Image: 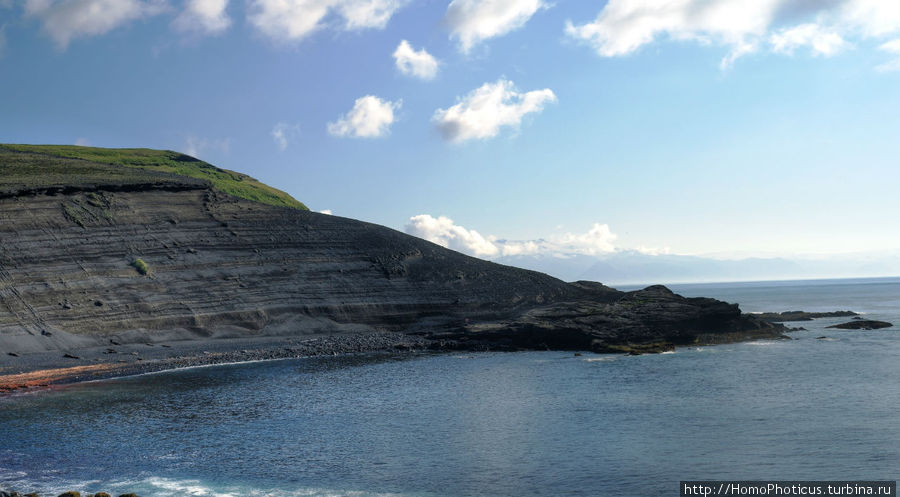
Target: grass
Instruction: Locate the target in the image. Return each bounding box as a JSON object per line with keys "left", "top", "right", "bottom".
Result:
{"left": 131, "top": 258, "right": 150, "bottom": 275}
{"left": 0, "top": 144, "right": 307, "bottom": 210}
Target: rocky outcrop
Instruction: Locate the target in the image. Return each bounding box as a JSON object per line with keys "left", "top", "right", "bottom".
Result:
{"left": 754, "top": 310, "right": 858, "bottom": 322}
{"left": 0, "top": 147, "right": 785, "bottom": 364}
{"left": 418, "top": 285, "right": 785, "bottom": 353}
{"left": 826, "top": 320, "right": 892, "bottom": 330}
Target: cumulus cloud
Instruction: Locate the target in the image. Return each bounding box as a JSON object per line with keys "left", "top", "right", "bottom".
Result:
{"left": 445, "top": 0, "right": 546, "bottom": 53}
{"left": 24, "top": 0, "right": 165, "bottom": 49}
{"left": 405, "top": 215, "right": 499, "bottom": 257}
{"left": 327, "top": 95, "right": 400, "bottom": 138}
{"left": 393, "top": 40, "right": 439, "bottom": 80}
{"left": 404, "top": 215, "right": 634, "bottom": 259}
{"left": 770, "top": 23, "right": 847, "bottom": 56}
{"left": 247, "top": 0, "right": 405, "bottom": 42}
{"left": 566, "top": 0, "right": 900, "bottom": 68}
{"left": 432, "top": 79, "right": 556, "bottom": 143}
{"left": 271, "top": 122, "right": 300, "bottom": 151}
{"left": 173, "top": 0, "right": 231, "bottom": 35}
{"left": 319, "top": 209, "right": 333, "bottom": 215}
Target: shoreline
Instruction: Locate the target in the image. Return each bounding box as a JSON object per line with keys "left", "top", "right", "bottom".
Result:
{"left": 0, "top": 331, "right": 434, "bottom": 396}
{"left": 0, "top": 324, "right": 792, "bottom": 396}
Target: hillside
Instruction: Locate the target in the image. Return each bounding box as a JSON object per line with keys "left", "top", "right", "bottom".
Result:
{"left": 0, "top": 144, "right": 307, "bottom": 209}
{"left": 0, "top": 145, "right": 783, "bottom": 387}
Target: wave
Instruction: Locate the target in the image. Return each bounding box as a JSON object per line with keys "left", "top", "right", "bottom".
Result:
{"left": 0, "top": 474, "right": 435, "bottom": 497}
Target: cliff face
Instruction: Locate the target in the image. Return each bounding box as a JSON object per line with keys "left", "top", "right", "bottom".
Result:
{"left": 0, "top": 146, "right": 782, "bottom": 357}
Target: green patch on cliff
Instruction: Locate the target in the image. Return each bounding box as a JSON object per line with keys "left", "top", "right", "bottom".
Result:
{"left": 0, "top": 144, "right": 307, "bottom": 210}
{"left": 131, "top": 258, "right": 150, "bottom": 275}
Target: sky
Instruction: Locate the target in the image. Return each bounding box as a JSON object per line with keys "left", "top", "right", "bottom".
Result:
{"left": 3, "top": 0, "right": 900, "bottom": 264}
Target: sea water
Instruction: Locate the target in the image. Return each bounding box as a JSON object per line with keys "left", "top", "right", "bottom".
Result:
{"left": 2, "top": 277, "right": 900, "bottom": 497}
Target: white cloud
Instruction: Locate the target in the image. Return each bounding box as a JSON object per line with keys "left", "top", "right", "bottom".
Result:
{"left": 445, "top": 0, "right": 546, "bottom": 53}
{"left": 566, "top": 0, "right": 900, "bottom": 68}
{"left": 318, "top": 209, "right": 333, "bottom": 215}
{"left": 405, "top": 215, "right": 499, "bottom": 257}
{"left": 432, "top": 78, "right": 556, "bottom": 143}
{"left": 337, "top": 0, "right": 404, "bottom": 30}
{"left": 327, "top": 95, "right": 400, "bottom": 138}
{"left": 24, "top": 0, "right": 165, "bottom": 49}
{"left": 565, "top": 0, "right": 779, "bottom": 65}
{"left": 184, "top": 135, "right": 230, "bottom": 158}
{"left": 393, "top": 40, "right": 439, "bottom": 80}
{"left": 271, "top": 122, "right": 300, "bottom": 151}
{"left": 174, "top": 0, "right": 231, "bottom": 35}
{"left": 247, "top": 0, "right": 405, "bottom": 42}
{"left": 770, "top": 23, "right": 847, "bottom": 56}
{"left": 405, "top": 216, "right": 630, "bottom": 259}
{"left": 405, "top": 215, "right": 674, "bottom": 260}
{"left": 841, "top": 0, "right": 900, "bottom": 38}
{"left": 74, "top": 137, "right": 91, "bottom": 146}
{"left": 876, "top": 38, "right": 900, "bottom": 72}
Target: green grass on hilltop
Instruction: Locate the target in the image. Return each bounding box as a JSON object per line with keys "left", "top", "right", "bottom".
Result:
{"left": 0, "top": 144, "right": 307, "bottom": 210}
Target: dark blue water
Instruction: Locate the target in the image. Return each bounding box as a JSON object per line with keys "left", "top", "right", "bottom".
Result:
{"left": 2, "top": 278, "right": 900, "bottom": 497}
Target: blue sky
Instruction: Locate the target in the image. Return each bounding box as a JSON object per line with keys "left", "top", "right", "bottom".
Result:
{"left": 3, "top": 0, "right": 900, "bottom": 262}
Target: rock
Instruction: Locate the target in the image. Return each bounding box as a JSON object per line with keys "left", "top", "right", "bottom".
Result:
{"left": 57, "top": 492, "right": 81, "bottom": 497}
{"left": 7, "top": 352, "right": 18, "bottom": 357}
{"left": 755, "top": 310, "right": 858, "bottom": 322}
{"left": 25, "top": 493, "right": 39, "bottom": 497}
{"left": 94, "top": 493, "right": 112, "bottom": 497}
{"left": 816, "top": 336, "right": 828, "bottom": 339}
{"left": 826, "top": 320, "right": 892, "bottom": 330}
{"left": 63, "top": 353, "right": 80, "bottom": 359}
{"left": 117, "top": 494, "right": 140, "bottom": 497}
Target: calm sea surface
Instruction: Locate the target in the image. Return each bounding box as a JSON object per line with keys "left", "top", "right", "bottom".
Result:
{"left": 2, "top": 277, "right": 900, "bottom": 496}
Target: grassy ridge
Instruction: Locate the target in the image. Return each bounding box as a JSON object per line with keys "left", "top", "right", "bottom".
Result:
{"left": 0, "top": 144, "right": 307, "bottom": 210}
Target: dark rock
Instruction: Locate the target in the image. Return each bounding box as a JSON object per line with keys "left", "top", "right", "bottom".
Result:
{"left": 93, "top": 300, "right": 103, "bottom": 307}
{"left": 25, "top": 493, "right": 39, "bottom": 497}
{"left": 826, "top": 320, "right": 892, "bottom": 330}
{"left": 755, "top": 310, "right": 858, "bottom": 322}
{"left": 7, "top": 352, "right": 18, "bottom": 357}
{"left": 94, "top": 493, "right": 112, "bottom": 497}
{"left": 57, "top": 492, "right": 81, "bottom": 497}
{"left": 62, "top": 353, "right": 80, "bottom": 359}
{"left": 117, "top": 494, "right": 139, "bottom": 497}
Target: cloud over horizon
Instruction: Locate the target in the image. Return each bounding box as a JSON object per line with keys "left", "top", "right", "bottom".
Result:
{"left": 328, "top": 95, "right": 401, "bottom": 138}
{"left": 432, "top": 79, "right": 555, "bottom": 143}
{"left": 405, "top": 215, "right": 634, "bottom": 259}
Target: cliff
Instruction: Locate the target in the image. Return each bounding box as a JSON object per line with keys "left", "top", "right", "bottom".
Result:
{"left": 0, "top": 145, "right": 784, "bottom": 367}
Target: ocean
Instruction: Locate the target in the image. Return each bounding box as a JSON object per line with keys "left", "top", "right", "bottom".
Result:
{"left": 2, "top": 277, "right": 899, "bottom": 497}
